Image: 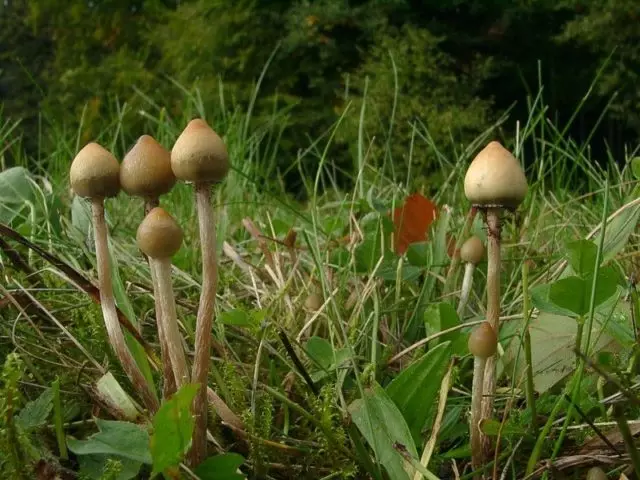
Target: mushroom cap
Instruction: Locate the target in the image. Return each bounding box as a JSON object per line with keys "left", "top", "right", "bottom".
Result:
{"left": 70, "top": 142, "right": 120, "bottom": 199}
{"left": 585, "top": 467, "right": 607, "bottom": 480}
{"left": 171, "top": 119, "right": 229, "bottom": 183}
{"left": 136, "top": 207, "right": 183, "bottom": 258}
{"left": 468, "top": 321, "right": 497, "bottom": 359}
{"left": 304, "top": 292, "right": 323, "bottom": 311}
{"left": 460, "top": 236, "right": 485, "bottom": 265}
{"left": 120, "top": 135, "right": 176, "bottom": 199}
{"left": 463, "top": 141, "right": 528, "bottom": 209}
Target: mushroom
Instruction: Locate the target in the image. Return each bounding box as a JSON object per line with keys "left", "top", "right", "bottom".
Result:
{"left": 171, "top": 118, "right": 229, "bottom": 464}
{"left": 585, "top": 467, "right": 607, "bottom": 480}
{"left": 121, "top": 135, "right": 177, "bottom": 397}
{"left": 457, "top": 235, "right": 485, "bottom": 318}
{"left": 70, "top": 142, "right": 159, "bottom": 413}
{"left": 467, "top": 321, "right": 497, "bottom": 475}
{"left": 464, "top": 140, "right": 527, "bottom": 458}
{"left": 136, "top": 207, "right": 190, "bottom": 389}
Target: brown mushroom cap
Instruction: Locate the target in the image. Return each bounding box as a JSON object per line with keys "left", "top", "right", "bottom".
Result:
{"left": 468, "top": 321, "right": 497, "bottom": 359}
{"left": 460, "top": 236, "right": 485, "bottom": 265}
{"left": 136, "top": 207, "right": 183, "bottom": 258}
{"left": 170, "top": 119, "right": 229, "bottom": 183}
{"left": 304, "top": 292, "right": 323, "bottom": 311}
{"left": 70, "top": 142, "right": 120, "bottom": 199}
{"left": 463, "top": 141, "right": 528, "bottom": 209}
{"left": 585, "top": 467, "right": 607, "bottom": 480}
{"left": 120, "top": 135, "right": 176, "bottom": 199}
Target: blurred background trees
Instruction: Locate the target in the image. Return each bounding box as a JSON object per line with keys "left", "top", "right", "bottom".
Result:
{"left": 0, "top": 0, "right": 638, "bottom": 193}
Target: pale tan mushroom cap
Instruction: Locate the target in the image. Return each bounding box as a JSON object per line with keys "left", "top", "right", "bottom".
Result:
{"left": 120, "top": 135, "right": 176, "bottom": 198}
{"left": 460, "top": 236, "right": 485, "bottom": 265}
{"left": 70, "top": 142, "right": 120, "bottom": 199}
{"left": 468, "top": 321, "right": 497, "bottom": 359}
{"left": 136, "top": 207, "right": 183, "bottom": 258}
{"left": 171, "top": 119, "right": 229, "bottom": 183}
{"left": 464, "top": 141, "right": 528, "bottom": 208}
{"left": 585, "top": 467, "right": 607, "bottom": 480}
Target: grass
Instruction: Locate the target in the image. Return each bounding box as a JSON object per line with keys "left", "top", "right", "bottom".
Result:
{"left": 0, "top": 75, "right": 639, "bottom": 480}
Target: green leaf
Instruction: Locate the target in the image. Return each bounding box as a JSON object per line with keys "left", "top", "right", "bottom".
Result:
{"left": 349, "top": 383, "right": 418, "bottom": 480}
{"left": 354, "top": 231, "right": 393, "bottom": 273}
{"left": 549, "top": 276, "right": 588, "bottom": 316}
{"left": 70, "top": 195, "right": 92, "bottom": 239}
{"left": 150, "top": 383, "right": 200, "bottom": 476}
{"left": 566, "top": 239, "right": 598, "bottom": 278}
{"left": 329, "top": 247, "right": 351, "bottom": 269}
{"left": 194, "top": 453, "right": 246, "bottom": 480}
{"left": 78, "top": 454, "right": 142, "bottom": 480}
{"left": 304, "top": 337, "right": 334, "bottom": 370}
{"left": 632, "top": 157, "right": 640, "bottom": 180}
{"left": 385, "top": 342, "right": 452, "bottom": 443}
{"left": 479, "top": 418, "right": 526, "bottom": 437}
{"left": 530, "top": 284, "right": 579, "bottom": 317}
{"left": 16, "top": 387, "right": 54, "bottom": 431}
{"left": 219, "top": 309, "right": 252, "bottom": 327}
{"left": 375, "top": 259, "right": 422, "bottom": 282}
{"left": 67, "top": 418, "right": 152, "bottom": 464}
{"left": 593, "top": 198, "right": 640, "bottom": 263}
{"left": 405, "top": 242, "right": 430, "bottom": 267}
{"left": 0, "top": 166, "right": 37, "bottom": 225}
{"left": 423, "top": 302, "right": 464, "bottom": 354}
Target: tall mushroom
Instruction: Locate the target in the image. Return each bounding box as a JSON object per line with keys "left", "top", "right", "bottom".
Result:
{"left": 457, "top": 235, "right": 485, "bottom": 318}
{"left": 70, "top": 142, "right": 159, "bottom": 413}
{"left": 121, "top": 135, "right": 177, "bottom": 397}
{"left": 463, "top": 141, "right": 527, "bottom": 457}
{"left": 468, "top": 321, "right": 497, "bottom": 476}
{"left": 137, "top": 207, "right": 190, "bottom": 389}
{"left": 171, "top": 118, "right": 229, "bottom": 465}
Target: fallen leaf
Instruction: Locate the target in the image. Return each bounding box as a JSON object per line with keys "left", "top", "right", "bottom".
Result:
{"left": 392, "top": 193, "right": 437, "bottom": 255}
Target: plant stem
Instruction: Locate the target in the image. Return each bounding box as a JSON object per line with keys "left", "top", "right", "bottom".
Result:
{"left": 470, "top": 355, "right": 487, "bottom": 476}
{"left": 151, "top": 257, "right": 190, "bottom": 387}
{"left": 480, "top": 207, "right": 502, "bottom": 458}
{"left": 522, "top": 260, "right": 537, "bottom": 433}
{"left": 444, "top": 207, "right": 477, "bottom": 297}
{"left": 52, "top": 378, "right": 68, "bottom": 461}
{"left": 189, "top": 184, "right": 218, "bottom": 465}
{"left": 92, "top": 200, "right": 158, "bottom": 413}
{"left": 457, "top": 262, "right": 475, "bottom": 319}
{"left": 614, "top": 405, "right": 640, "bottom": 475}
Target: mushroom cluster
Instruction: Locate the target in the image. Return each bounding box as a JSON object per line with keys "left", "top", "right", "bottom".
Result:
{"left": 69, "top": 118, "right": 233, "bottom": 467}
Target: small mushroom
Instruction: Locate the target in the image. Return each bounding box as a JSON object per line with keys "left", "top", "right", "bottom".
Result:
{"left": 463, "top": 140, "right": 527, "bottom": 458}
{"left": 121, "top": 135, "right": 177, "bottom": 397}
{"left": 467, "top": 321, "right": 497, "bottom": 474}
{"left": 171, "top": 118, "right": 229, "bottom": 465}
{"left": 585, "top": 467, "right": 608, "bottom": 480}
{"left": 70, "top": 143, "right": 159, "bottom": 413}
{"left": 457, "top": 236, "right": 485, "bottom": 318}
{"left": 137, "top": 207, "right": 190, "bottom": 389}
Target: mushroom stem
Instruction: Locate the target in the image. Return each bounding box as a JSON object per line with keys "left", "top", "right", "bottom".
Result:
{"left": 457, "top": 262, "right": 476, "bottom": 318}
{"left": 190, "top": 183, "right": 219, "bottom": 465}
{"left": 150, "top": 257, "right": 190, "bottom": 388}
{"left": 480, "top": 207, "right": 502, "bottom": 457}
{"left": 145, "top": 199, "right": 177, "bottom": 399}
{"left": 470, "top": 355, "right": 487, "bottom": 476}
{"left": 91, "top": 200, "right": 159, "bottom": 413}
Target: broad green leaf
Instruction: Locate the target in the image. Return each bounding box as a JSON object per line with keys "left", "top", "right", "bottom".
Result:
{"left": 349, "top": 383, "right": 418, "bottom": 480}
{"left": 593, "top": 198, "right": 640, "bottom": 263}
{"left": 78, "top": 454, "right": 142, "bottom": 480}
{"left": 405, "top": 242, "right": 430, "bottom": 267}
{"left": 375, "top": 259, "right": 422, "bottom": 282}
{"left": 549, "top": 276, "right": 588, "bottom": 316}
{"left": 424, "top": 302, "right": 464, "bottom": 354}
{"left": 70, "top": 195, "right": 92, "bottom": 239}
{"left": 632, "top": 157, "right": 640, "bottom": 180}
{"left": 0, "top": 167, "right": 36, "bottom": 225}
{"left": 329, "top": 247, "right": 351, "bottom": 268}
{"left": 385, "top": 342, "right": 452, "bottom": 443}
{"left": 219, "top": 309, "right": 252, "bottom": 327}
{"left": 304, "top": 337, "right": 334, "bottom": 370}
{"left": 67, "top": 418, "right": 152, "bottom": 464}
{"left": 530, "top": 284, "right": 578, "bottom": 317}
{"left": 354, "top": 229, "right": 393, "bottom": 273}
{"left": 150, "top": 383, "right": 200, "bottom": 476}
{"left": 194, "top": 453, "right": 246, "bottom": 480}
{"left": 566, "top": 240, "right": 598, "bottom": 278}
{"left": 16, "top": 387, "right": 53, "bottom": 431}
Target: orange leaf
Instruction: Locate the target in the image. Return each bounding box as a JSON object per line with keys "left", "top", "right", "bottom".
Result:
{"left": 392, "top": 193, "right": 437, "bottom": 255}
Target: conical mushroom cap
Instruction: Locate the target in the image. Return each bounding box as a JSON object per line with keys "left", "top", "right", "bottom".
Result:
{"left": 585, "top": 467, "right": 607, "bottom": 480}
{"left": 460, "top": 236, "right": 485, "bottom": 265}
{"left": 464, "top": 141, "right": 528, "bottom": 209}
{"left": 70, "top": 143, "right": 120, "bottom": 199}
{"left": 468, "top": 321, "right": 497, "bottom": 359}
{"left": 120, "top": 135, "right": 176, "bottom": 198}
{"left": 136, "top": 207, "right": 183, "bottom": 258}
{"left": 171, "top": 119, "right": 229, "bottom": 183}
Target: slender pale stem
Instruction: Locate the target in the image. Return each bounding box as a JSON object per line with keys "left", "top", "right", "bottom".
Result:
{"left": 189, "top": 184, "right": 218, "bottom": 465}
{"left": 457, "top": 262, "right": 476, "bottom": 318}
{"left": 151, "top": 257, "right": 190, "bottom": 388}
{"left": 470, "top": 356, "right": 487, "bottom": 477}
{"left": 522, "top": 260, "right": 537, "bottom": 433}
{"left": 92, "top": 200, "right": 158, "bottom": 413}
{"left": 443, "top": 207, "right": 478, "bottom": 296}
{"left": 481, "top": 207, "right": 502, "bottom": 458}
